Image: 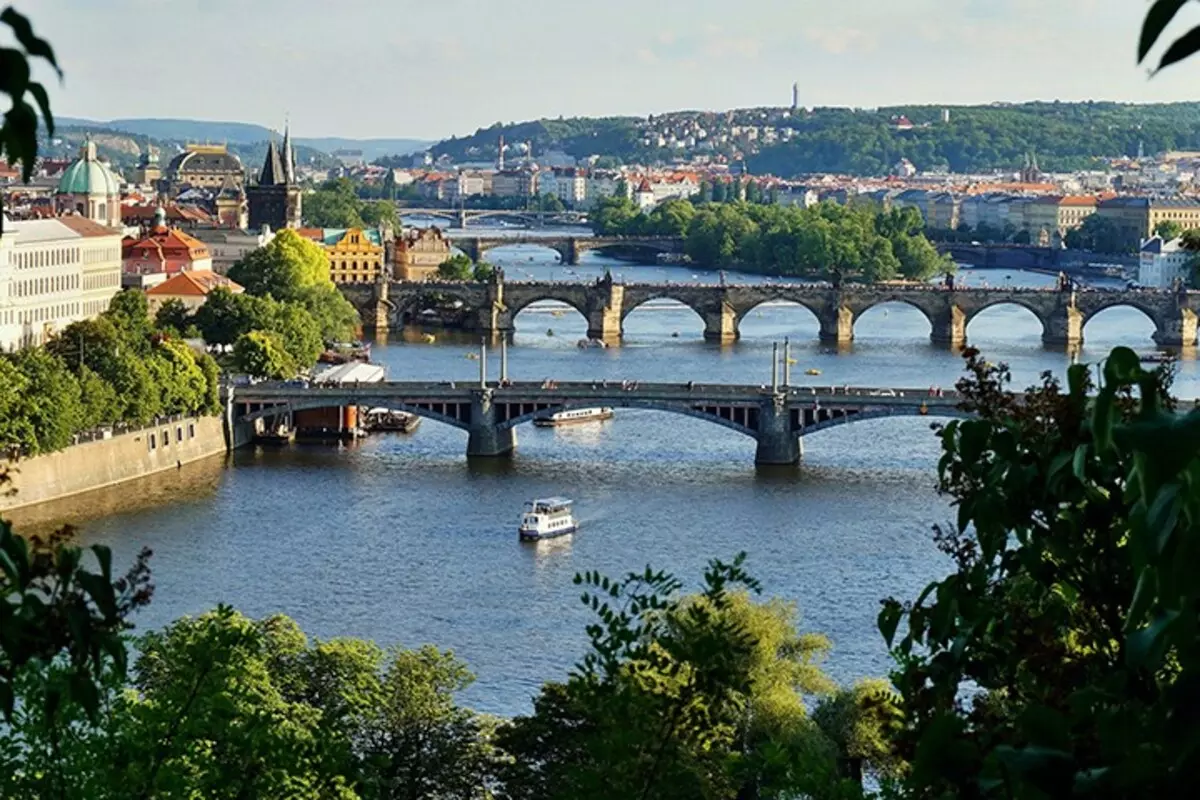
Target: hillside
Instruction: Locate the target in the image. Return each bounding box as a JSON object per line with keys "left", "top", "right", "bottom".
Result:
{"left": 431, "top": 102, "right": 1200, "bottom": 176}
{"left": 57, "top": 117, "right": 430, "bottom": 162}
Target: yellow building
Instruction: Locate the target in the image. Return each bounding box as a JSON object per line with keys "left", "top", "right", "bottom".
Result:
{"left": 1023, "top": 196, "right": 1097, "bottom": 242}
{"left": 165, "top": 144, "right": 245, "bottom": 191}
{"left": 396, "top": 226, "right": 451, "bottom": 281}
{"left": 299, "top": 227, "right": 385, "bottom": 284}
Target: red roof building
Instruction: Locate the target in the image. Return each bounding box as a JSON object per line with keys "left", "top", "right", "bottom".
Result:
{"left": 145, "top": 270, "right": 243, "bottom": 312}
{"left": 122, "top": 207, "right": 214, "bottom": 276}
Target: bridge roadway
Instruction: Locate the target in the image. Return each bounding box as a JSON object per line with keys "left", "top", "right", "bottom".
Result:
{"left": 399, "top": 208, "right": 589, "bottom": 229}
{"left": 342, "top": 275, "right": 1200, "bottom": 347}
{"left": 233, "top": 380, "right": 965, "bottom": 466}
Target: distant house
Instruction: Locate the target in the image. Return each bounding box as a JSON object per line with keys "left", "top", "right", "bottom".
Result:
{"left": 395, "top": 226, "right": 451, "bottom": 281}
{"left": 122, "top": 208, "right": 214, "bottom": 276}
{"left": 1138, "top": 236, "right": 1193, "bottom": 288}
{"left": 145, "top": 270, "right": 244, "bottom": 313}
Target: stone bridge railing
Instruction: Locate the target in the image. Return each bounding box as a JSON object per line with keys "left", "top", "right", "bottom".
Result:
{"left": 340, "top": 278, "right": 1200, "bottom": 347}
{"left": 453, "top": 235, "right": 683, "bottom": 265}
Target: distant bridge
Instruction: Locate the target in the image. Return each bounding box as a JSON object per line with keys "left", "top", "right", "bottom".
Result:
{"left": 340, "top": 276, "right": 1200, "bottom": 347}
{"left": 232, "top": 380, "right": 966, "bottom": 465}
{"left": 398, "top": 208, "right": 589, "bottom": 229}
{"left": 452, "top": 235, "right": 683, "bottom": 266}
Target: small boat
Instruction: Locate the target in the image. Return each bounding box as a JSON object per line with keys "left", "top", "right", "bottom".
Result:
{"left": 364, "top": 409, "right": 422, "bottom": 434}
{"left": 547, "top": 328, "right": 555, "bottom": 337}
{"left": 787, "top": 358, "right": 798, "bottom": 365}
{"left": 422, "top": 334, "right": 437, "bottom": 344}
{"left": 576, "top": 338, "right": 608, "bottom": 349}
{"left": 671, "top": 331, "right": 680, "bottom": 338}
{"left": 805, "top": 368, "right": 822, "bottom": 376}
{"left": 519, "top": 497, "right": 578, "bottom": 541}
{"left": 534, "top": 407, "right": 615, "bottom": 428}
{"left": 551, "top": 310, "right": 565, "bottom": 318}
{"left": 466, "top": 352, "right": 479, "bottom": 360}
{"left": 1139, "top": 351, "right": 1173, "bottom": 364}
{"left": 256, "top": 423, "right": 295, "bottom": 445}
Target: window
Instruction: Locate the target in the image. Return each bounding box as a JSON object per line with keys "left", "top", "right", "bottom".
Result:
{"left": 162, "top": 429, "right": 170, "bottom": 447}
{"left": 149, "top": 433, "right": 157, "bottom": 451}
{"left": 188, "top": 423, "right": 195, "bottom": 439}
{"left": 176, "top": 426, "right": 183, "bottom": 443}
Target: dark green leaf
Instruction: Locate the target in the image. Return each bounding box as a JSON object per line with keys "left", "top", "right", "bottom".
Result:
{"left": 1139, "top": 0, "right": 1192, "bottom": 62}
{"left": 1158, "top": 25, "right": 1200, "bottom": 72}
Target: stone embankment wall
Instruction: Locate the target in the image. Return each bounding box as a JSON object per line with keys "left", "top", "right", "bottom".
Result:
{"left": 1, "top": 415, "right": 229, "bottom": 512}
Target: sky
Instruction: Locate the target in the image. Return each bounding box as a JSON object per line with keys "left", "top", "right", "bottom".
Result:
{"left": 17, "top": 0, "right": 1200, "bottom": 141}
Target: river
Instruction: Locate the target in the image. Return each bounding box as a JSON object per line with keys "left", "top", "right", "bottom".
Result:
{"left": 9, "top": 243, "right": 1197, "bottom": 717}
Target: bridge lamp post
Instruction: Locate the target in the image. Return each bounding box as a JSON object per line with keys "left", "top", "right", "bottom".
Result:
{"left": 480, "top": 338, "right": 488, "bottom": 388}
{"left": 783, "top": 337, "right": 791, "bottom": 387}
{"left": 500, "top": 337, "right": 509, "bottom": 383}
{"left": 771, "top": 342, "right": 779, "bottom": 392}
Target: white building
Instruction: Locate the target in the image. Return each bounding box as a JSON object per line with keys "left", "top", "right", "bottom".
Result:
{"left": 1139, "top": 236, "right": 1194, "bottom": 288}
{"left": 542, "top": 167, "right": 586, "bottom": 207}
{"left": 584, "top": 171, "right": 626, "bottom": 208}
{"left": 0, "top": 217, "right": 124, "bottom": 350}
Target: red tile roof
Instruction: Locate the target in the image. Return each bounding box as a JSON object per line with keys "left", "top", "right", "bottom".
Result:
{"left": 146, "top": 270, "right": 243, "bottom": 297}
{"left": 57, "top": 216, "right": 120, "bottom": 237}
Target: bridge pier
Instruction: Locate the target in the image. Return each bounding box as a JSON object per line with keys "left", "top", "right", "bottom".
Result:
{"left": 703, "top": 302, "right": 739, "bottom": 341}
{"left": 566, "top": 238, "right": 580, "bottom": 266}
{"left": 1043, "top": 304, "right": 1083, "bottom": 348}
{"left": 458, "top": 238, "right": 481, "bottom": 262}
{"left": 467, "top": 390, "right": 516, "bottom": 458}
{"left": 475, "top": 279, "right": 513, "bottom": 337}
{"left": 818, "top": 306, "right": 854, "bottom": 344}
{"left": 1153, "top": 308, "right": 1198, "bottom": 347}
{"left": 929, "top": 306, "right": 966, "bottom": 348}
{"left": 586, "top": 283, "right": 623, "bottom": 341}
{"left": 755, "top": 395, "right": 801, "bottom": 465}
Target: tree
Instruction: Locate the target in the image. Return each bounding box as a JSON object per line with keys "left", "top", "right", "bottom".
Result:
{"left": 103, "top": 290, "right": 155, "bottom": 355}
{"left": 1065, "top": 213, "right": 1127, "bottom": 253}
{"left": 1154, "top": 219, "right": 1184, "bottom": 241}
{"left": 0, "top": 359, "right": 34, "bottom": 453}
{"left": 711, "top": 181, "right": 727, "bottom": 203}
{"left": 880, "top": 346, "right": 1200, "bottom": 797}
{"left": 304, "top": 183, "right": 366, "bottom": 229}
{"left": 358, "top": 646, "right": 499, "bottom": 800}
{"left": 496, "top": 556, "right": 859, "bottom": 800}
{"left": 268, "top": 302, "right": 324, "bottom": 368}
{"left": 228, "top": 229, "right": 331, "bottom": 301}
{"left": 154, "top": 299, "right": 192, "bottom": 335}
{"left": 294, "top": 283, "right": 360, "bottom": 343}
{"left": 232, "top": 330, "right": 296, "bottom": 379}
{"left": 4, "top": 348, "right": 83, "bottom": 454}
{"left": 472, "top": 261, "right": 496, "bottom": 282}
{"left": 145, "top": 339, "right": 210, "bottom": 417}
{"left": 437, "top": 254, "right": 474, "bottom": 281}
{"left": 360, "top": 200, "right": 399, "bottom": 229}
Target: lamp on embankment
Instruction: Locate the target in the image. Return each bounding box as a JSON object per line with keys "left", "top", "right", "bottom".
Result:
{"left": 480, "top": 338, "right": 487, "bottom": 388}
{"left": 771, "top": 342, "right": 779, "bottom": 392}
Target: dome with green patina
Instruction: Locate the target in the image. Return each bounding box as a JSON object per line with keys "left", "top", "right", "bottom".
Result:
{"left": 56, "top": 141, "right": 122, "bottom": 197}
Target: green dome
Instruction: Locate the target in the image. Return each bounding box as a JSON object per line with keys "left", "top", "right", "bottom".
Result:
{"left": 57, "top": 141, "right": 122, "bottom": 196}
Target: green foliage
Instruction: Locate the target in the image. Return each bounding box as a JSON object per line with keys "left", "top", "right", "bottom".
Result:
{"left": 153, "top": 298, "right": 191, "bottom": 335}
{"left": 2, "top": 348, "right": 83, "bottom": 455}
{"left": 882, "top": 346, "right": 1200, "bottom": 797}
{"left": 294, "top": 283, "right": 361, "bottom": 343}
{"left": 496, "top": 555, "right": 865, "bottom": 800}
{"left": 472, "top": 261, "right": 497, "bottom": 282}
{"left": 438, "top": 253, "right": 475, "bottom": 281}
{"left": 1064, "top": 212, "right": 1129, "bottom": 253}
{"left": 0, "top": 519, "right": 152, "bottom": 726}
{"left": 232, "top": 330, "right": 297, "bottom": 379}
{"left": 0, "top": 7, "right": 59, "bottom": 230}
{"left": 1154, "top": 219, "right": 1185, "bottom": 241}
{"left": 229, "top": 228, "right": 332, "bottom": 301}
{"left": 305, "top": 178, "right": 367, "bottom": 228}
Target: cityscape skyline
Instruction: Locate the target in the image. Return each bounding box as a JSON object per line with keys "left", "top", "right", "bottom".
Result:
{"left": 23, "top": 0, "right": 1200, "bottom": 141}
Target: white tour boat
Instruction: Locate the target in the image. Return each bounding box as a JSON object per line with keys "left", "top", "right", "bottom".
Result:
{"left": 533, "top": 407, "right": 615, "bottom": 428}
{"left": 519, "top": 497, "right": 578, "bottom": 541}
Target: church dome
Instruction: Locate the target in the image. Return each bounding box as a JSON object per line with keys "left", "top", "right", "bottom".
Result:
{"left": 57, "top": 141, "right": 122, "bottom": 196}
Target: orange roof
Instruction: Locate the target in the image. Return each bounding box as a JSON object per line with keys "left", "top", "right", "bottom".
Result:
{"left": 146, "top": 270, "right": 243, "bottom": 297}
{"left": 295, "top": 227, "right": 325, "bottom": 242}
{"left": 124, "top": 224, "right": 211, "bottom": 259}
{"left": 1060, "top": 195, "right": 1098, "bottom": 207}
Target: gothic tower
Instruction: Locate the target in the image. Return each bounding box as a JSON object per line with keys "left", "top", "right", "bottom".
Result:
{"left": 247, "top": 124, "right": 302, "bottom": 231}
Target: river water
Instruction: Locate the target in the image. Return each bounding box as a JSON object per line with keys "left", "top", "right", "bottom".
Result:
{"left": 9, "top": 243, "right": 1197, "bottom": 716}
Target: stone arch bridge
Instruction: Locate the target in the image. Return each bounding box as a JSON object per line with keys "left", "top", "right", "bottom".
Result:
{"left": 452, "top": 235, "right": 683, "bottom": 266}
{"left": 341, "top": 277, "right": 1200, "bottom": 347}
{"left": 232, "top": 381, "right": 967, "bottom": 465}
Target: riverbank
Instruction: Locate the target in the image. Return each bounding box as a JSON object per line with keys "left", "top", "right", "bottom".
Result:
{"left": 1, "top": 415, "right": 229, "bottom": 513}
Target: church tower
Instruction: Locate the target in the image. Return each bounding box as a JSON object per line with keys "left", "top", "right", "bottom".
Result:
{"left": 247, "top": 124, "right": 302, "bottom": 231}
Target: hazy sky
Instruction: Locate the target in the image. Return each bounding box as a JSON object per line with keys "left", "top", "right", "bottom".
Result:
{"left": 19, "top": 0, "right": 1200, "bottom": 141}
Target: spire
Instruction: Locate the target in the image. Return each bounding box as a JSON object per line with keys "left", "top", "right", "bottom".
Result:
{"left": 1030, "top": 150, "right": 1039, "bottom": 173}
{"left": 281, "top": 119, "right": 295, "bottom": 184}
{"left": 259, "top": 136, "right": 284, "bottom": 186}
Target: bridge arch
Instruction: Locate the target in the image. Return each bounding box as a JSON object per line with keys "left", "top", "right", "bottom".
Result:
{"left": 1081, "top": 301, "right": 1162, "bottom": 343}
{"left": 238, "top": 399, "right": 472, "bottom": 431}
{"left": 850, "top": 299, "right": 935, "bottom": 338}
{"left": 507, "top": 292, "right": 591, "bottom": 320}
{"left": 497, "top": 398, "right": 757, "bottom": 437}
{"left": 620, "top": 294, "right": 709, "bottom": 338}
{"left": 476, "top": 240, "right": 571, "bottom": 263}
{"left": 800, "top": 407, "right": 971, "bottom": 437}
{"left": 963, "top": 299, "right": 1048, "bottom": 339}
{"left": 735, "top": 298, "right": 823, "bottom": 338}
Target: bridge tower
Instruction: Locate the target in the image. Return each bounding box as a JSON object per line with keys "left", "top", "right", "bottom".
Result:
{"left": 586, "top": 271, "right": 623, "bottom": 341}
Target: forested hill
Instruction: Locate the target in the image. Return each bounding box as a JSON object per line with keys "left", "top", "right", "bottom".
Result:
{"left": 433, "top": 102, "right": 1200, "bottom": 176}
{"left": 750, "top": 102, "right": 1200, "bottom": 176}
